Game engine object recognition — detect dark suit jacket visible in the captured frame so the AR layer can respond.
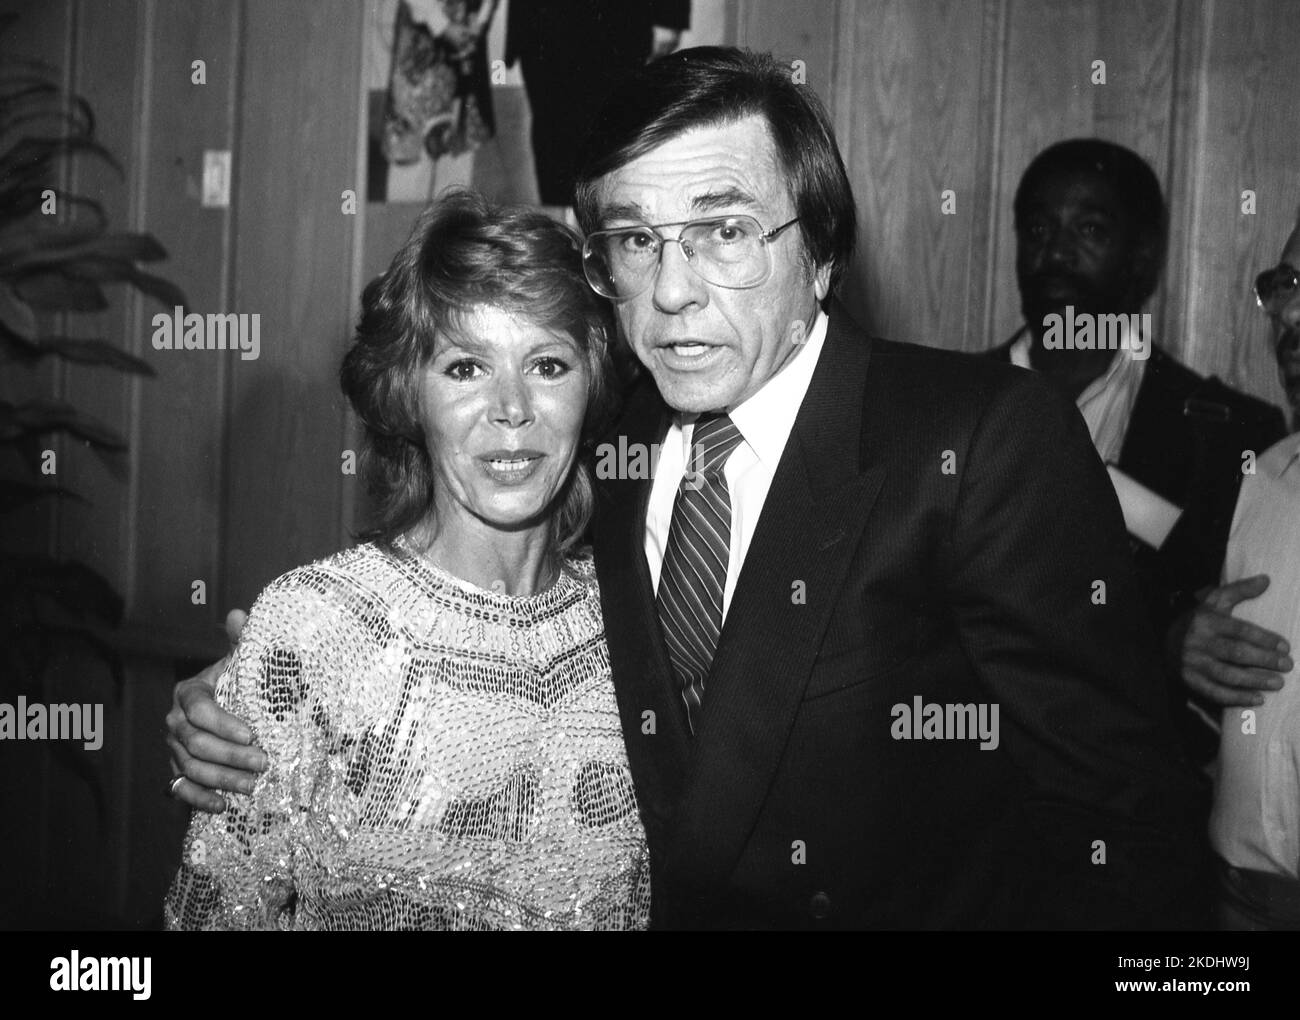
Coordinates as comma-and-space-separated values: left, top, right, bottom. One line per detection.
988, 333, 1288, 759
504, 0, 690, 70
503, 1, 692, 203
593, 305, 1206, 929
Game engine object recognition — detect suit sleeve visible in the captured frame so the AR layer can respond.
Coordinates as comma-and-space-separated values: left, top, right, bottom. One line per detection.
943, 369, 1207, 928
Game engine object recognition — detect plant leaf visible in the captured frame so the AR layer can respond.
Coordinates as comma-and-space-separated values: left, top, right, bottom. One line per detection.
0, 399, 128, 449
0, 325, 155, 375
0, 279, 36, 339
110, 264, 187, 310
0, 135, 121, 182
2, 231, 168, 270
0, 216, 112, 263
10, 270, 107, 310
0, 479, 87, 513
0, 188, 106, 234
3, 556, 125, 627
35, 623, 125, 691
11, 259, 186, 312
0, 93, 95, 145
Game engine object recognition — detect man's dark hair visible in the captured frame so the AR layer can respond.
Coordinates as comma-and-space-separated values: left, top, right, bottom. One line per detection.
572, 46, 857, 298
340, 189, 617, 555
1014, 138, 1168, 305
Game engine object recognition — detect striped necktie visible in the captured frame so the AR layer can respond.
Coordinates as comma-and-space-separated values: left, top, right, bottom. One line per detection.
656, 412, 745, 734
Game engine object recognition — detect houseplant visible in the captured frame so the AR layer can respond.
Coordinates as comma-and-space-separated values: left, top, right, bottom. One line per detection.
0, 33, 185, 805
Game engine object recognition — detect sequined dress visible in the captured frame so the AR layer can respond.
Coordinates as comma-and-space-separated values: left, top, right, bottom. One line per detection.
165, 543, 649, 930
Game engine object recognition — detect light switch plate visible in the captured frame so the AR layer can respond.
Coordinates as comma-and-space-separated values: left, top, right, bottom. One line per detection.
201, 150, 231, 208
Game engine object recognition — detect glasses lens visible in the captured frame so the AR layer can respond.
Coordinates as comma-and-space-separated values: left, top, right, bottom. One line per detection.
583, 216, 774, 299
682, 217, 768, 287
585, 228, 660, 299
1257, 265, 1300, 311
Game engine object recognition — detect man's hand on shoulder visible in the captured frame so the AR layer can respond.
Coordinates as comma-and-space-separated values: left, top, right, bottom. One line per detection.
165, 609, 268, 813
1175, 576, 1293, 706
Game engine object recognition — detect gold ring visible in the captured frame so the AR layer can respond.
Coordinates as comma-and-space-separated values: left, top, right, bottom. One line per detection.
167, 775, 186, 798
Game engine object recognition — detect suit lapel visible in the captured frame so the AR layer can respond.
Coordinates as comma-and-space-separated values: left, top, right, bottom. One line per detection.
664, 307, 885, 887
593, 380, 691, 825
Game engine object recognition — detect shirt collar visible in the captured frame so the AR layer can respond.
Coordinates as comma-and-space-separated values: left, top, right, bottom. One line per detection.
1009, 321, 1148, 405
1076, 342, 1145, 410
717, 309, 829, 466
1008, 328, 1034, 370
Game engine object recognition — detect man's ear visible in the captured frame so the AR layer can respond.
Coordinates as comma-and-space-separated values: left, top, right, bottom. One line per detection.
814, 261, 833, 302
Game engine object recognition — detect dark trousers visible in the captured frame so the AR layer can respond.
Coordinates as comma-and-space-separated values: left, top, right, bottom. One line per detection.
1216, 856, 1300, 930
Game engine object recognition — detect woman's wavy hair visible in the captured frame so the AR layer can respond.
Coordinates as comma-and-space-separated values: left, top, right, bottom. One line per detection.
340, 190, 618, 555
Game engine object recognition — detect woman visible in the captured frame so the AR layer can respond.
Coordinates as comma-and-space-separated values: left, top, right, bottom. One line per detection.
165, 191, 647, 930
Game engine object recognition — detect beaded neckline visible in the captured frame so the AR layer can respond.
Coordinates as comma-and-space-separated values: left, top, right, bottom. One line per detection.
390, 535, 581, 610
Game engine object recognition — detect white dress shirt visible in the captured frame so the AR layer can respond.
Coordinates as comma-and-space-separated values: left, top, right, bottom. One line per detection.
1209, 434, 1300, 878
645, 310, 829, 622
1010, 323, 1148, 465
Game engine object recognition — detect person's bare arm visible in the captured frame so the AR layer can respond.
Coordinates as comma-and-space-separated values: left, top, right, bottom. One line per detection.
1175, 575, 1293, 706
165, 610, 268, 813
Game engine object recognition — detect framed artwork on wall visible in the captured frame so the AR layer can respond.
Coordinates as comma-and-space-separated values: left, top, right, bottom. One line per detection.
363, 0, 728, 212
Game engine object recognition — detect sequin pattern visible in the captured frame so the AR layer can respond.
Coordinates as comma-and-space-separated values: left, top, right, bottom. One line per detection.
165, 544, 650, 930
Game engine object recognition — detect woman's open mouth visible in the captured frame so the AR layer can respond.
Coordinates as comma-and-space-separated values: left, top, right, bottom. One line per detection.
479, 450, 545, 482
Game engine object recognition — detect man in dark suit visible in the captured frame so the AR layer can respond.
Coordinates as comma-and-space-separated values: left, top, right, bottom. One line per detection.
504, 0, 690, 205
989, 140, 1290, 766
168, 49, 1205, 928
568, 49, 1204, 928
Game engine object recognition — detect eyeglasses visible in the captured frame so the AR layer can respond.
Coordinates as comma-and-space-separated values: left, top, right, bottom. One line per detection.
582, 215, 801, 301
1254, 263, 1300, 313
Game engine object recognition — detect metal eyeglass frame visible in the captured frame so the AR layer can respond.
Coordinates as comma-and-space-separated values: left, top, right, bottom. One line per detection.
582, 215, 802, 300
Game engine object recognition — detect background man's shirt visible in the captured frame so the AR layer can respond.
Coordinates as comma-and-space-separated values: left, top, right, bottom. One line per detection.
1210, 434, 1300, 878
1009, 322, 1148, 465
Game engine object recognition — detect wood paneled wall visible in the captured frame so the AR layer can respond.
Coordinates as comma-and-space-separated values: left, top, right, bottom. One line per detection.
18, 0, 1293, 667
4, 0, 1297, 926
739, 0, 1298, 411
3, 0, 367, 926
5, 0, 365, 658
